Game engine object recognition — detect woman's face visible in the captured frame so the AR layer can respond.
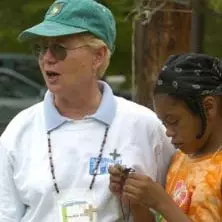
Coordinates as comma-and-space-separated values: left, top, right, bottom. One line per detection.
153, 94, 210, 154
37, 35, 101, 96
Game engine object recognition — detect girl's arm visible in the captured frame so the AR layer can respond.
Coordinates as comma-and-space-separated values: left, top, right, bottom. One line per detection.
155, 195, 191, 222
124, 173, 192, 222
130, 203, 155, 222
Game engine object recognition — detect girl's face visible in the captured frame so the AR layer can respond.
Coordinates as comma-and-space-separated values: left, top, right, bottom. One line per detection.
154, 94, 211, 154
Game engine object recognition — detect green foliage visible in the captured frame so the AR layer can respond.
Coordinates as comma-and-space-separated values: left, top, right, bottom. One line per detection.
208, 0, 222, 13
203, 1, 222, 58
0, 0, 52, 52
98, 0, 134, 84
0, 0, 133, 87
1, 0, 222, 88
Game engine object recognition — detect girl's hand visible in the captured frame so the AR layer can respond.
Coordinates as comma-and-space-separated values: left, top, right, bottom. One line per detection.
123, 173, 191, 222
123, 173, 167, 210
108, 165, 126, 198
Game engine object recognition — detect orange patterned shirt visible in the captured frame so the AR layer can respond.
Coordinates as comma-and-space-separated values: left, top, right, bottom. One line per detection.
164, 150, 222, 221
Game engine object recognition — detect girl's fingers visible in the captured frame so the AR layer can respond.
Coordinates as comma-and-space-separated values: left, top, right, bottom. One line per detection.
109, 182, 122, 192
123, 190, 141, 204
110, 175, 122, 183
123, 183, 139, 196
127, 173, 152, 182
108, 165, 121, 175
125, 174, 153, 189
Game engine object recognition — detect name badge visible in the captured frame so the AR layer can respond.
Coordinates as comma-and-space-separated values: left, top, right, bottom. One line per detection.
57, 189, 97, 222
89, 157, 122, 175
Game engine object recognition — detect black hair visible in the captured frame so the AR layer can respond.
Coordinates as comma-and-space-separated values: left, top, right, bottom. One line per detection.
154, 53, 222, 138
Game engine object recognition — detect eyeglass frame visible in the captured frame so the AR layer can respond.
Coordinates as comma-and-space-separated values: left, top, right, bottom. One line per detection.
31, 42, 89, 61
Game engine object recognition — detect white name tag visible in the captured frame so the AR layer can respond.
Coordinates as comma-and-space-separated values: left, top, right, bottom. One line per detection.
57, 189, 97, 222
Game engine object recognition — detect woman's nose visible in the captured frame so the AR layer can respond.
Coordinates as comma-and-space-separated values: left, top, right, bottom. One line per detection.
41, 47, 57, 63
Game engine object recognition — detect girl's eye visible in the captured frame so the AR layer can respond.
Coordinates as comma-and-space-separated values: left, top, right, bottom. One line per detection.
168, 120, 178, 125
164, 119, 178, 126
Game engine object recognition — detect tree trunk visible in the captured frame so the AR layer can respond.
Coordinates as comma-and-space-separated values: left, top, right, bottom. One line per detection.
134, 1, 192, 108
191, 0, 205, 52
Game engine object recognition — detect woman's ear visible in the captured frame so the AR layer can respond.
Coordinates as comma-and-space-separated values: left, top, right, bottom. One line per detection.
202, 96, 218, 119
92, 46, 106, 69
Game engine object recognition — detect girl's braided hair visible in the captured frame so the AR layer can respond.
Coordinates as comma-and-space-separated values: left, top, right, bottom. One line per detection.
154, 53, 222, 138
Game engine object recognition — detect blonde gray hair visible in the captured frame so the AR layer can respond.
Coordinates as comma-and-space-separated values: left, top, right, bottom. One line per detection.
80, 33, 112, 78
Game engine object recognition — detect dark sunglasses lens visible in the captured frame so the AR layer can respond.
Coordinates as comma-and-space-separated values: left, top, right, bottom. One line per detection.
32, 44, 42, 57
50, 44, 67, 60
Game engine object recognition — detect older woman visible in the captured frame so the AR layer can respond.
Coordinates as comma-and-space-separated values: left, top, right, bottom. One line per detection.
0, 0, 174, 221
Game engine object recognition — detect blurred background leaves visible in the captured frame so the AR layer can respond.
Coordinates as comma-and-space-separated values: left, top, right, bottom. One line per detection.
0, 0, 222, 88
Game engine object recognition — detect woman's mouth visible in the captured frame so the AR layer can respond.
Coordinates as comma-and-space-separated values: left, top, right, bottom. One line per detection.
45, 71, 60, 83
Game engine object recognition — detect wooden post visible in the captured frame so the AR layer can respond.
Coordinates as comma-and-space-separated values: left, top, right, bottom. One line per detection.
190, 0, 205, 52
134, 1, 192, 108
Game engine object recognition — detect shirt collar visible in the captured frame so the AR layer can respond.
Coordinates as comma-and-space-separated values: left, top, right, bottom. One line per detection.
44, 81, 116, 131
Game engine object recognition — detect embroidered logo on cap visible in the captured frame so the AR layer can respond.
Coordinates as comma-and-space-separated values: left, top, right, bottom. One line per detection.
48, 2, 64, 16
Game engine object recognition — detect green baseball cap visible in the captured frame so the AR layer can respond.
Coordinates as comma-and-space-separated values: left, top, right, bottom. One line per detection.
18, 0, 116, 53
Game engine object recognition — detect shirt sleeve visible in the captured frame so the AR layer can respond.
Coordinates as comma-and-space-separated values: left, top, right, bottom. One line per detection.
0, 142, 25, 221
121, 114, 175, 187
154, 123, 175, 186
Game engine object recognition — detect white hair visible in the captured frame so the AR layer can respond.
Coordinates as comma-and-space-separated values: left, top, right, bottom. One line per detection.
80, 33, 112, 78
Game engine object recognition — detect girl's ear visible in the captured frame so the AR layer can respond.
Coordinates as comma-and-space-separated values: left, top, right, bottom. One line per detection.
202, 96, 218, 119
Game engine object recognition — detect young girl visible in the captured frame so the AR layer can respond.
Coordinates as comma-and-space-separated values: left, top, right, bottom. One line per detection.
109, 53, 222, 221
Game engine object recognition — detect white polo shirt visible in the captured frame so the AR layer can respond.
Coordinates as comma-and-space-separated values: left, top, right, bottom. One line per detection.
0, 82, 174, 222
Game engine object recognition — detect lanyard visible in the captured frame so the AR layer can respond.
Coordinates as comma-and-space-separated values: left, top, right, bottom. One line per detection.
47, 125, 109, 193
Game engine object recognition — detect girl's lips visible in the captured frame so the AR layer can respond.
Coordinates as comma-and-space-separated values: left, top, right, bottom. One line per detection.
173, 143, 183, 149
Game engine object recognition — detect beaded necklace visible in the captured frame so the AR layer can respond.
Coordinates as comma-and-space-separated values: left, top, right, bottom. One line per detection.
47, 125, 109, 193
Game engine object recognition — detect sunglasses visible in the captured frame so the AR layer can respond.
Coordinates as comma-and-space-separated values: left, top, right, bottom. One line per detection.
32, 43, 88, 61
